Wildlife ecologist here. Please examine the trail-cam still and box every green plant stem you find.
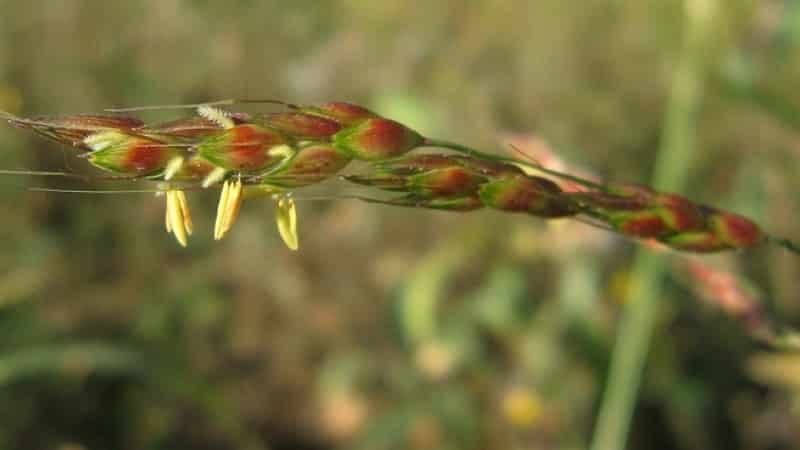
[589,1,717,450]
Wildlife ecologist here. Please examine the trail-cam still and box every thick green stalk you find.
[590,1,718,450]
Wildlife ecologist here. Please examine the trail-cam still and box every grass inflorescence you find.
[2,100,798,255]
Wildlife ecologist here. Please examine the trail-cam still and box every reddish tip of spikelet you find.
[611,210,670,238]
[264,144,351,187]
[479,175,575,218]
[84,131,175,174]
[260,112,342,139]
[409,167,487,197]
[656,194,705,232]
[708,210,765,248]
[169,156,218,181]
[348,155,488,197]
[334,118,423,160]
[196,124,287,172]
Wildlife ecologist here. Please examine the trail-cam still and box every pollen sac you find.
[257,112,342,140]
[196,124,289,173]
[263,144,351,188]
[301,102,377,125]
[333,118,424,161]
[707,209,765,248]
[12,114,144,149]
[479,175,576,218]
[84,131,176,175]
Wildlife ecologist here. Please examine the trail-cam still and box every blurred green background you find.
[1,1,800,449]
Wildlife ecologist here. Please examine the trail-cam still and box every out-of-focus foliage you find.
[0,1,799,449]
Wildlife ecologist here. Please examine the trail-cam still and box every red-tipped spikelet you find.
[707,209,765,249]
[349,154,488,197]
[263,144,351,188]
[195,124,289,172]
[84,131,177,175]
[655,194,706,232]
[333,118,424,160]
[607,209,672,238]
[407,166,488,197]
[478,175,576,218]
[170,155,219,181]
